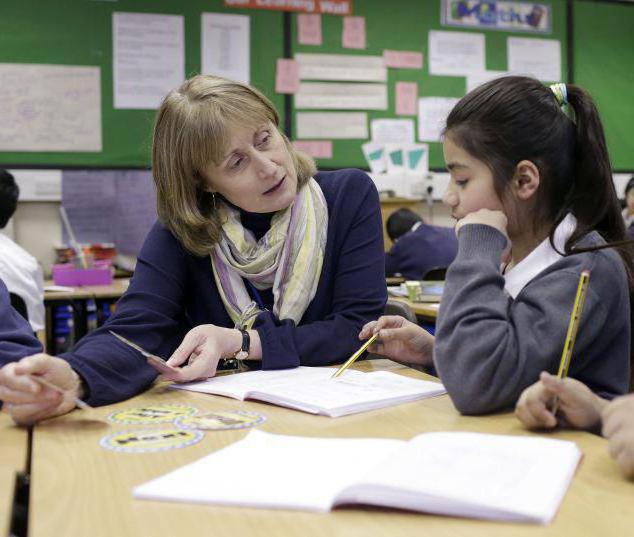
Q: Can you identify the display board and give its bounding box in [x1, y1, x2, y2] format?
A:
[0, 0, 283, 167]
[573, 0, 634, 172]
[291, 0, 568, 170]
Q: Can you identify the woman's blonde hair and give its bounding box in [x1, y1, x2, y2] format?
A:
[152, 74, 316, 256]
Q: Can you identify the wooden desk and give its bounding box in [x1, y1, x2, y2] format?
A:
[29, 360, 634, 537]
[0, 412, 28, 535]
[44, 279, 129, 302]
[393, 296, 439, 321]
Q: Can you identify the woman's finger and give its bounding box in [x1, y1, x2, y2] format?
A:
[167, 332, 202, 367]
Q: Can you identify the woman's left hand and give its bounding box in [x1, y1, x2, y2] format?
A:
[602, 394, 634, 479]
[164, 325, 243, 382]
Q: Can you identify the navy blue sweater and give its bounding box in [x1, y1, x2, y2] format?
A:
[385, 223, 458, 280]
[0, 279, 42, 365]
[63, 169, 387, 406]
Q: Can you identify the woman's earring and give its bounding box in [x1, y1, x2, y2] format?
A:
[211, 191, 217, 210]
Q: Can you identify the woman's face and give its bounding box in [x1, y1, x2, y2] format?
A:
[442, 136, 507, 221]
[626, 189, 634, 215]
[203, 122, 298, 213]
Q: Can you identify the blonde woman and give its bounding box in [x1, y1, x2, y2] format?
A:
[0, 76, 386, 423]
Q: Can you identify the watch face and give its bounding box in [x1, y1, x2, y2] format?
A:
[235, 350, 249, 360]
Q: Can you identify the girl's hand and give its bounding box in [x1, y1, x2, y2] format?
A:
[455, 208, 508, 237]
[359, 315, 434, 367]
[164, 325, 245, 382]
[0, 354, 82, 425]
[602, 394, 634, 479]
[515, 371, 607, 430]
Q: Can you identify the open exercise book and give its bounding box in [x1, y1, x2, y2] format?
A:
[134, 429, 582, 524]
[170, 366, 445, 417]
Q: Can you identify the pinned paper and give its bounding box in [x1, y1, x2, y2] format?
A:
[395, 82, 418, 116]
[297, 14, 322, 45]
[362, 142, 387, 174]
[371, 118, 415, 144]
[275, 58, 300, 94]
[293, 140, 333, 159]
[342, 16, 365, 49]
[386, 144, 405, 174]
[107, 404, 198, 425]
[383, 50, 423, 69]
[405, 144, 429, 175]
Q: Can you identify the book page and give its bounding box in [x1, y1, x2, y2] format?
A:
[251, 371, 445, 417]
[170, 366, 337, 400]
[346, 432, 581, 523]
[134, 429, 402, 512]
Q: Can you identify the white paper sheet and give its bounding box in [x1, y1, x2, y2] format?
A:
[295, 82, 387, 110]
[507, 37, 561, 82]
[10, 169, 62, 201]
[466, 70, 511, 93]
[0, 64, 101, 151]
[428, 30, 485, 76]
[201, 13, 250, 83]
[296, 112, 368, 139]
[113, 12, 184, 109]
[371, 119, 415, 144]
[295, 53, 386, 82]
[418, 97, 460, 142]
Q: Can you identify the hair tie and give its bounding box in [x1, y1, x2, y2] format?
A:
[550, 83, 568, 107]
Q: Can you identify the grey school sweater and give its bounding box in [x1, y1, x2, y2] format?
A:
[435, 224, 631, 415]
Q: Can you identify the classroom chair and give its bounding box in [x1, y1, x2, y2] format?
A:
[9, 292, 29, 322]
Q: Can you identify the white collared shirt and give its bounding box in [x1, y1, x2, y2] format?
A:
[504, 214, 577, 299]
[0, 233, 45, 331]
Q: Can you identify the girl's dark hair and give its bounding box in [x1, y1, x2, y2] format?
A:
[444, 75, 634, 290]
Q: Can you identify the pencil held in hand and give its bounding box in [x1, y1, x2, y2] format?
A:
[29, 375, 91, 410]
[332, 333, 379, 378]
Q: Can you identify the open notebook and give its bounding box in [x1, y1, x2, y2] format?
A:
[170, 366, 445, 417]
[134, 429, 582, 524]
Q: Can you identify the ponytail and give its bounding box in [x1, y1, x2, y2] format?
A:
[564, 84, 634, 291]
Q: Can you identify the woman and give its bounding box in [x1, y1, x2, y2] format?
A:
[0, 75, 386, 423]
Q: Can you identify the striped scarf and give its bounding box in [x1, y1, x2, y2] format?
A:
[210, 178, 328, 328]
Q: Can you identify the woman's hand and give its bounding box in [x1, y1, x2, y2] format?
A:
[164, 325, 249, 382]
[0, 354, 82, 425]
[359, 315, 434, 367]
[515, 371, 607, 431]
[602, 394, 634, 479]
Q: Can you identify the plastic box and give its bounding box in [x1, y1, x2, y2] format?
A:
[52, 261, 113, 286]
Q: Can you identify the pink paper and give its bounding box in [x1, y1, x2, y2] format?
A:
[297, 14, 322, 45]
[275, 59, 300, 94]
[293, 140, 333, 159]
[342, 16, 365, 49]
[384, 50, 423, 69]
[395, 82, 418, 116]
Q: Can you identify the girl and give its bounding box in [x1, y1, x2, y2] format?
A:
[0, 75, 386, 423]
[360, 76, 632, 414]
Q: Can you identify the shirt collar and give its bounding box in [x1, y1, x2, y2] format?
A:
[504, 213, 577, 299]
[410, 221, 422, 233]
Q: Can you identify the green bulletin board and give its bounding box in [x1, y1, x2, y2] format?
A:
[0, 0, 283, 167]
[573, 0, 634, 172]
[291, 0, 568, 170]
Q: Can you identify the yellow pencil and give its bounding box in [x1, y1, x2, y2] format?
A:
[557, 270, 591, 379]
[552, 270, 590, 414]
[332, 333, 379, 378]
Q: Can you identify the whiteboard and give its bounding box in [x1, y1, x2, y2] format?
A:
[0, 63, 102, 152]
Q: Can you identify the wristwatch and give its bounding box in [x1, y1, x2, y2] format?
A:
[234, 329, 250, 361]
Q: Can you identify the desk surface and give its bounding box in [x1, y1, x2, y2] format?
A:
[0, 412, 28, 534]
[44, 278, 129, 301]
[393, 296, 439, 320]
[29, 360, 634, 537]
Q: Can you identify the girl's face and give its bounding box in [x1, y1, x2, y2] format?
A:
[202, 122, 298, 213]
[442, 136, 507, 221]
